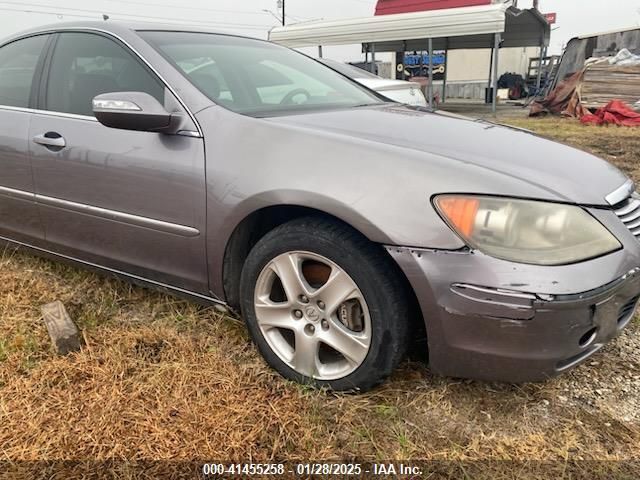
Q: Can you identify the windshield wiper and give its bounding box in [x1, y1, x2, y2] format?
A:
[351, 102, 389, 108]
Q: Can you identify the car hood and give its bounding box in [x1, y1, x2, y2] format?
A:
[268, 104, 628, 206]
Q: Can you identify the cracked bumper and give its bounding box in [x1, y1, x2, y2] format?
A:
[387, 209, 640, 382]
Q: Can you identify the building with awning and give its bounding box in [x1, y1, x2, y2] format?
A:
[269, 0, 550, 111]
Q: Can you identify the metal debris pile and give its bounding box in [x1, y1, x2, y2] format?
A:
[529, 48, 640, 125]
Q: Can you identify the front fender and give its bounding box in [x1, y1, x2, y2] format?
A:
[197, 105, 549, 298]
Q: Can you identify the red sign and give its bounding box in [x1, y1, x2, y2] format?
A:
[543, 12, 557, 24]
[375, 0, 491, 16]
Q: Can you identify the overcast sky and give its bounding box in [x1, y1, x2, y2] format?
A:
[1, 0, 639, 59]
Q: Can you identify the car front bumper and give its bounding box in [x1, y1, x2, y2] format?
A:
[387, 207, 640, 383]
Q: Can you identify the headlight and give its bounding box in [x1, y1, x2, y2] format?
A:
[434, 195, 621, 265]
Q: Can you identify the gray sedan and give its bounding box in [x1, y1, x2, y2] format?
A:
[0, 22, 638, 391]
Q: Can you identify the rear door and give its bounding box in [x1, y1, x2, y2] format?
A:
[29, 31, 208, 293]
[0, 34, 50, 244]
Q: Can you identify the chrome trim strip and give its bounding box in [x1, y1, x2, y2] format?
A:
[176, 130, 202, 138]
[0, 185, 36, 201]
[0, 184, 200, 237]
[606, 179, 634, 206]
[619, 207, 640, 224]
[451, 283, 537, 301]
[0, 234, 225, 306]
[0, 105, 98, 121]
[556, 344, 603, 372]
[550, 267, 640, 303]
[615, 198, 640, 217]
[0, 27, 204, 138]
[36, 193, 200, 237]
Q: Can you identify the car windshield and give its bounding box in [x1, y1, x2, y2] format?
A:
[139, 31, 384, 117]
[317, 59, 380, 80]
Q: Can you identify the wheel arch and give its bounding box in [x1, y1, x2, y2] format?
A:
[219, 203, 426, 357]
[221, 204, 364, 310]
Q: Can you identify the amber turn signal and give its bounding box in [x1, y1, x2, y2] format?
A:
[435, 196, 479, 237]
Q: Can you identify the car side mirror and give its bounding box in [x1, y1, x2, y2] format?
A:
[92, 92, 183, 134]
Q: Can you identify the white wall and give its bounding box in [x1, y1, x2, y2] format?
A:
[446, 46, 540, 82]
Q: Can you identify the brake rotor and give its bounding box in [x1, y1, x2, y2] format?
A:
[338, 299, 364, 332]
[301, 260, 364, 332]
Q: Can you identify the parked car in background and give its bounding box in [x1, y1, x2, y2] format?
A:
[317, 58, 428, 107]
[0, 23, 638, 392]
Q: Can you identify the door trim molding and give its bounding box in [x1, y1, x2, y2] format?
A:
[0, 184, 200, 237]
[36, 193, 201, 237]
[0, 185, 36, 201]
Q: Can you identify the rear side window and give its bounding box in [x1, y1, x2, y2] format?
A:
[0, 35, 48, 108]
[45, 32, 164, 117]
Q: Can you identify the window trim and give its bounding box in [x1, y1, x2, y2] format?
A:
[0, 104, 98, 121]
[0, 33, 52, 110]
[0, 27, 203, 138]
[35, 33, 58, 111]
[30, 34, 56, 109]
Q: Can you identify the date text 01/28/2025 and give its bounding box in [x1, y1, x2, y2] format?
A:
[201, 463, 424, 476]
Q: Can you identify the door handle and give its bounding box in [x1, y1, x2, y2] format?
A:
[33, 132, 66, 150]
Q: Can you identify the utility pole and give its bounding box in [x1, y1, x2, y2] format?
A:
[533, 0, 539, 10]
[278, 0, 285, 26]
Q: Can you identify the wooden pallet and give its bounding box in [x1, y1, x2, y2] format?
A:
[580, 64, 640, 109]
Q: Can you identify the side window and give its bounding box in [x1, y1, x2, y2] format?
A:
[0, 35, 48, 108]
[45, 33, 164, 117]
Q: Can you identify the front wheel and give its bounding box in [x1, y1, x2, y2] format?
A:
[239, 217, 410, 391]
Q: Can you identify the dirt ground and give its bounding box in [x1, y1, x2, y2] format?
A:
[0, 117, 639, 479]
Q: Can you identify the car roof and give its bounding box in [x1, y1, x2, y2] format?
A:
[1, 20, 260, 44]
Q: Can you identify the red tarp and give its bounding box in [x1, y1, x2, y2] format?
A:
[581, 100, 640, 126]
[375, 0, 491, 15]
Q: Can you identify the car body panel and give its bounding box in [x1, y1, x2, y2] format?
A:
[29, 112, 209, 292]
[197, 104, 465, 297]
[389, 207, 640, 381]
[387, 206, 640, 381]
[197, 102, 630, 299]
[267, 105, 628, 206]
[0, 108, 43, 243]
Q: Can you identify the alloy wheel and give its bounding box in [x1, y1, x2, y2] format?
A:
[253, 251, 371, 380]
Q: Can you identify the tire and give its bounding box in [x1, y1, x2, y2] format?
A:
[239, 216, 410, 391]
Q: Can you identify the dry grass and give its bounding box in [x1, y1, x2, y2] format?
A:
[0, 117, 639, 479]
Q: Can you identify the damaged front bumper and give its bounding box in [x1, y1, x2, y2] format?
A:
[387, 209, 640, 382]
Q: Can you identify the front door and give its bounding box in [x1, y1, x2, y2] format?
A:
[29, 31, 208, 292]
[0, 34, 50, 244]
